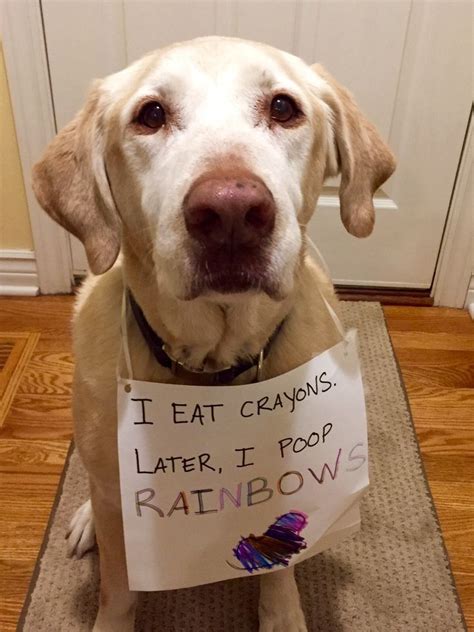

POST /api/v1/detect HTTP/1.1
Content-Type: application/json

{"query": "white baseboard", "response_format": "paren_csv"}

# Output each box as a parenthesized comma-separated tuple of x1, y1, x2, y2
(0, 249, 39, 296)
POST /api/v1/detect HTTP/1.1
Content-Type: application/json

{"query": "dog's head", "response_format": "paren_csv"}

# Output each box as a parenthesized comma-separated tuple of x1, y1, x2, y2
(33, 37, 395, 300)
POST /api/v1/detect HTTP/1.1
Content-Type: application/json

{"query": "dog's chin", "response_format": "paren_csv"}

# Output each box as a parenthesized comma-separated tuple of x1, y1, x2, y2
(187, 272, 283, 301)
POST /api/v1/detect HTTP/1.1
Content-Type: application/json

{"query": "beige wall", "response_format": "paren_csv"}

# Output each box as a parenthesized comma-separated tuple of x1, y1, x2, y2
(0, 41, 34, 251)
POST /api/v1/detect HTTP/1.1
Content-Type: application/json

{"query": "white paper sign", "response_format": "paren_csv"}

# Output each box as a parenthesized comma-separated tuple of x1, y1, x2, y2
(117, 329, 369, 591)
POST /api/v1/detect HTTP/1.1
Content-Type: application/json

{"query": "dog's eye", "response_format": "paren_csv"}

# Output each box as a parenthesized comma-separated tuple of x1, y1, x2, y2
(270, 95, 298, 123)
(137, 102, 166, 130)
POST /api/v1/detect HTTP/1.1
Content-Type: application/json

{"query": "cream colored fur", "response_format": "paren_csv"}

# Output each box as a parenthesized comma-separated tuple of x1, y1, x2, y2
(32, 36, 395, 632)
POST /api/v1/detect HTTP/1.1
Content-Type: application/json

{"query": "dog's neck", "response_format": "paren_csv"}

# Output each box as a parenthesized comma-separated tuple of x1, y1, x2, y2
(122, 246, 294, 372)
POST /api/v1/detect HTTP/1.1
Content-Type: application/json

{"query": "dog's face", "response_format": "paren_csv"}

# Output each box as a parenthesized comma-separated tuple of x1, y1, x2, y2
(33, 37, 395, 301)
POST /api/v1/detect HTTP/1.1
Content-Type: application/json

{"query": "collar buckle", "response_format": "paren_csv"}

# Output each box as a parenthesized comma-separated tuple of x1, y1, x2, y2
(164, 343, 232, 376)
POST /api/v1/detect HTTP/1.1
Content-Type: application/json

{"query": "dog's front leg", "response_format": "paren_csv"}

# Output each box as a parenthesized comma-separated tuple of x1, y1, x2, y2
(259, 567, 307, 632)
(91, 484, 137, 632)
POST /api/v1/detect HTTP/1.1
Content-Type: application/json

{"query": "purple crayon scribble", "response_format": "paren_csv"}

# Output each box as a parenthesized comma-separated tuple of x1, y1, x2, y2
(228, 511, 308, 573)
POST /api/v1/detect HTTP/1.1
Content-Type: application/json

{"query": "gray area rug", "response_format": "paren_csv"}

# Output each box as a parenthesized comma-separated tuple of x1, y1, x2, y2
(17, 302, 466, 631)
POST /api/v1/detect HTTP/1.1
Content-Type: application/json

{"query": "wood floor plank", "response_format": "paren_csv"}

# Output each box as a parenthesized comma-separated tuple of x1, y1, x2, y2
(0, 296, 74, 331)
(384, 305, 471, 322)
(407, 384, 473, 403)
(0, 297, 472, 631)
(408, 389, 474, 425)
(0, 438, 70, 474)
(1, 393, 73, 440)
(391, 350, 474, 388)
(415, 426, 473, 457)
(388, 330, 473, 352)
(17, 352, 73, 395)
(423, 454, 474, 483)
(384, 307, 474, 333)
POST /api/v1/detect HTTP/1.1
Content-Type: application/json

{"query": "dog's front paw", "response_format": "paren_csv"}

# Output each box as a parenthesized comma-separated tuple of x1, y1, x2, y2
(66, 499, 96, 558)
(259, 604, 308, 632)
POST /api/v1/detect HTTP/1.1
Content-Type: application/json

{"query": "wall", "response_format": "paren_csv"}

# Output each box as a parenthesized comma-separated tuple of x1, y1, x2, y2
(0, 40, 33, 250)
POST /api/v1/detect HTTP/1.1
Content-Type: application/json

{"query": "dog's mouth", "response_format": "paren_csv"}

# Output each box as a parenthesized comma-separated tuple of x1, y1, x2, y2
(185, 244, 281, 300)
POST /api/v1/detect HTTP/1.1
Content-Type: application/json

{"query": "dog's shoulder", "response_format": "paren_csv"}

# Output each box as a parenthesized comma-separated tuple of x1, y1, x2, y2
(73, 263, 124, 375)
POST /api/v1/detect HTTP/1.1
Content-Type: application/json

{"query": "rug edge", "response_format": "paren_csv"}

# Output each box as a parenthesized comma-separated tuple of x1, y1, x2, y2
(381, 310, 468, 632)
(16, 440, 75, 632)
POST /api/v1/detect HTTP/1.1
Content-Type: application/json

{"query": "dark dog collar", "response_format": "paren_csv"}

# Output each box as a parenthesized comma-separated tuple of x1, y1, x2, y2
(128, 291, 284, 385)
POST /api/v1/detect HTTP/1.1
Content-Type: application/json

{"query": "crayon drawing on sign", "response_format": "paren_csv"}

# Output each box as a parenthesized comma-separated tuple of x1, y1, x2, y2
(228, 511, 308, 573)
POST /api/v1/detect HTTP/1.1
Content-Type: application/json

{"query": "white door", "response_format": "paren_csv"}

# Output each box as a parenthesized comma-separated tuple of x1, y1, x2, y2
(41, 0, 471, 288)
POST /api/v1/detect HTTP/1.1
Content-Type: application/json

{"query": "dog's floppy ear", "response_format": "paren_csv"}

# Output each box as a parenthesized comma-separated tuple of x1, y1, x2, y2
(32, 83, 120, 274)
(313, 64, 396, 237)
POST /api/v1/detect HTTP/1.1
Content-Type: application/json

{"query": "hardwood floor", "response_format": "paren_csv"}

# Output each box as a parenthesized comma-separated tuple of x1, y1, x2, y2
(384, 306, 474, 629)
(0, 297, 472, 630)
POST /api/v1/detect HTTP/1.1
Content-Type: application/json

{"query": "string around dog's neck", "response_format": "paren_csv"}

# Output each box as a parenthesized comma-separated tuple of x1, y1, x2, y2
(127, 291, 284, 385)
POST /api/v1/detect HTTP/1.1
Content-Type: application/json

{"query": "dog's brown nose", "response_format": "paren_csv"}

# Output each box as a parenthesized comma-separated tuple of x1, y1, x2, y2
(183, 174, 276, 248)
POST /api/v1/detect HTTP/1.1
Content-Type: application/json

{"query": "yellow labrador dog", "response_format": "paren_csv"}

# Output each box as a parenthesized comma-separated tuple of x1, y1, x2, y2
(33, 36, 394, 632)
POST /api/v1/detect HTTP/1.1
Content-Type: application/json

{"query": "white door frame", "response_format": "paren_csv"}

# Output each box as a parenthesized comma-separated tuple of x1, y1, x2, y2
(1, 0, 470, 304)
(1, 0, 73, 294)
(433, 109, 473, 308)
